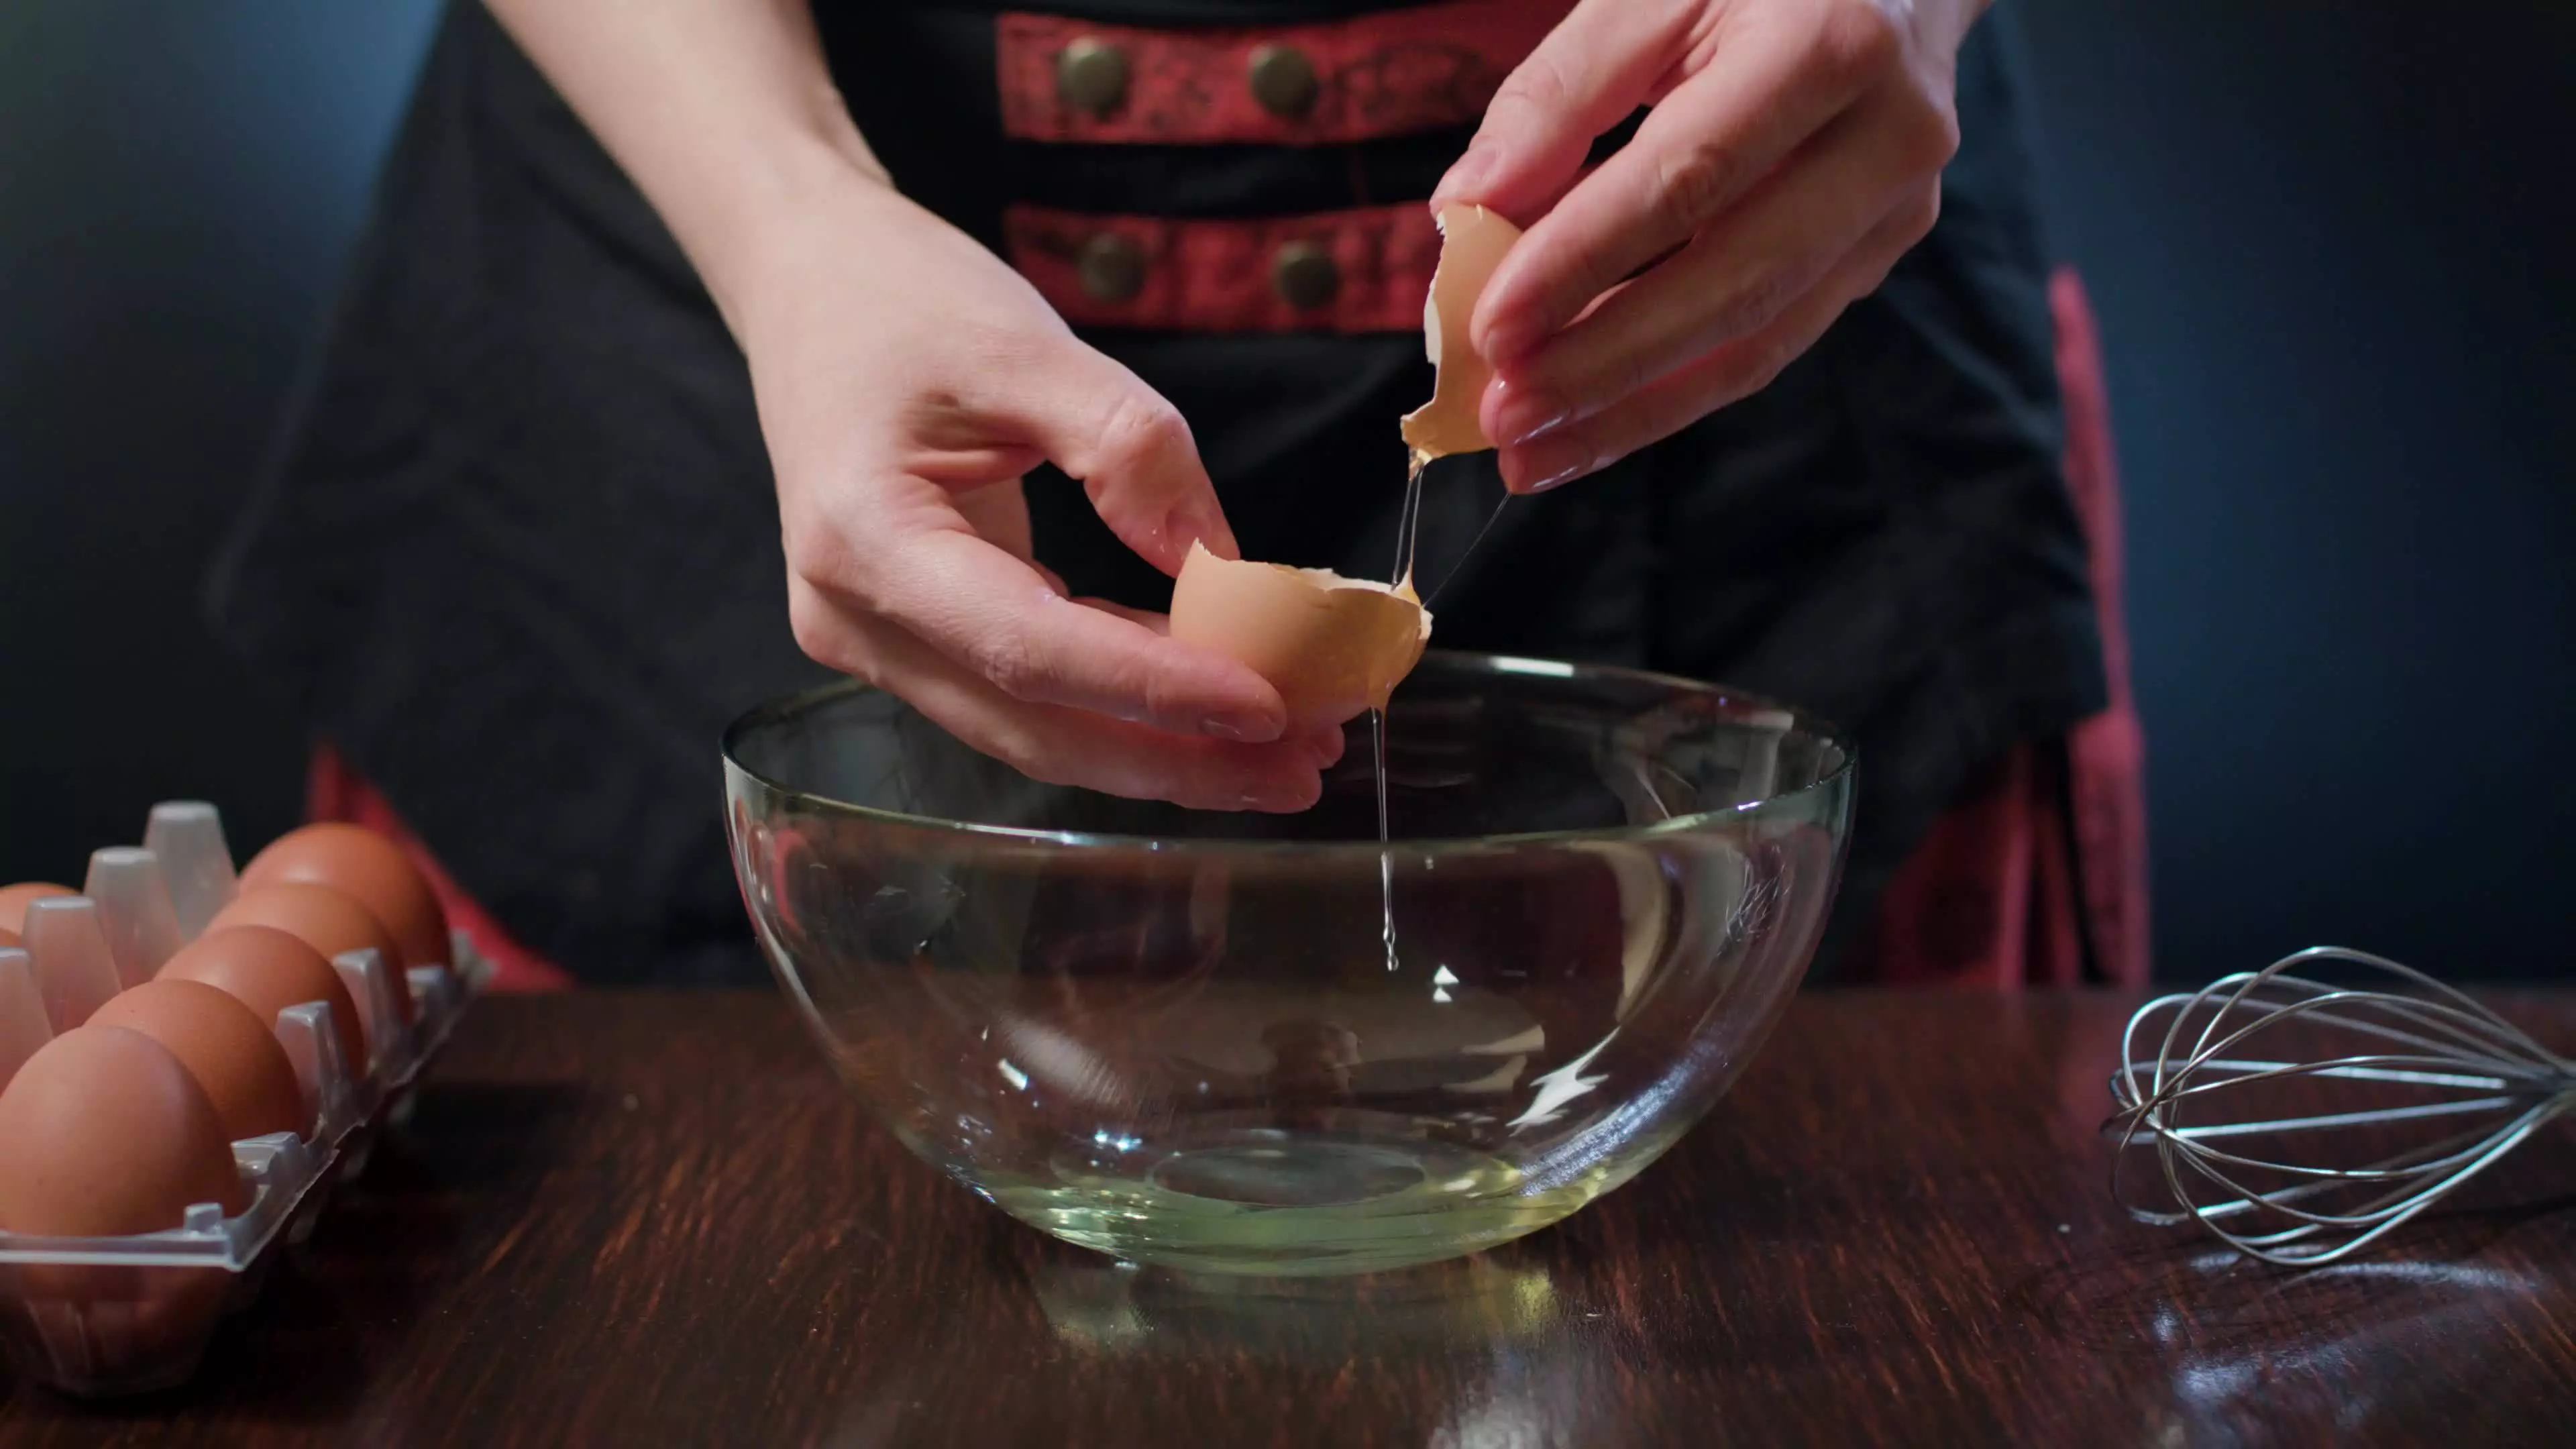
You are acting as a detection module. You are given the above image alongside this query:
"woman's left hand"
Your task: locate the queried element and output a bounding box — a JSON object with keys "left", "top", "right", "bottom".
{"left": 1432, "top": 0, "right": 1988, "bottom": 494}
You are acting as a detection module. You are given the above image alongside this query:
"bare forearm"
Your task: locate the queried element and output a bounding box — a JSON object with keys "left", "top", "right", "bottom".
{"left": 480, "top": 0, "right": 888, "bottom": 337}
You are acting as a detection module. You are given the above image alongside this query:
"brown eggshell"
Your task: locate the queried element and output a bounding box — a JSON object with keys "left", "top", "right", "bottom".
{"left": 209, "top": 882, "right": 412, "bottom": 1031}
{"left": 0, "top": 1026, "right": 249, "bottom": 1238}
{"left": 0, "top": 926, "right": 16, "bottom": 949}
{"left": 1168, "top": 541, "right": 1432, "bottom": 725}
{"left": 0, "top": 883, "right": 75, "bottom": 937}
{"left": 1399, "top": 203, "right": 1525, "bottom": 460}
{"left": 241, "top": 822, "right": 450, "bottom": 971}
{"left": 91, "top": 981, "right": 311, "bottom": 1142}
{"left": 158, "top": 924, "right": 368, "bottom": 1078}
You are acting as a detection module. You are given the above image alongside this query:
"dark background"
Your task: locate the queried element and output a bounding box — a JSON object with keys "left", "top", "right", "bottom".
{"left": 3, "top": 2, "right": 2569, "bottom": 983}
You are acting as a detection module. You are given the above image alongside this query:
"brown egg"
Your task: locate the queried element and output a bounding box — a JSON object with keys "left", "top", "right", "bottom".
{"left": 0, "top": 926, "right": 16, "bottom": 949}
{"left": 1399, "top": 203, "right": 1525, "bottom": 460}
{"left": 0, "top": 882, "right": 75, "bottom": 937}
{"left": 158, "top": 924, "right": 368, "bottom": 1077}
{"left": 209, "top": 882, "right": 413, "bottom": 1032}
{"left": 241, "top": 823, "right": 450, "bottom": 971}
{"left": 0, "top": 1026, "right": 249, "bottom": 1237}
{"left": 1168, "top": 541, "right": 1432, "bottom": 725}
{"left": 91, "top": 980, "right": 311, "bottom": 1142}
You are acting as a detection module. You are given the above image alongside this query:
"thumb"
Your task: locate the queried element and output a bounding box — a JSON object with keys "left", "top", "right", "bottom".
{"left": 1022, "top": 339, "right": 1240, "bottom": 578}
{"left": 1430, "top": 0, "right": 1695, "bottom": 220}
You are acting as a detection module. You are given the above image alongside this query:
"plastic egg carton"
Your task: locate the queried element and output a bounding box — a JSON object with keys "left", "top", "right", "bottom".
{"left": 0, "top": 802, "right": 490, "bottom": 1397}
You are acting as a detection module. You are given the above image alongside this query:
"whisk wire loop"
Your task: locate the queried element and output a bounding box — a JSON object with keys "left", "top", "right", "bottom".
{"left": 2108, "top": 947, "right": 2576, "bottom": 1266}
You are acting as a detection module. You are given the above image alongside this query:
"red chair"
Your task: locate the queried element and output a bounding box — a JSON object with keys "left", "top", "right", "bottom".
{"left": 305, "top": 747, "right": 573, "bottom": 991}
{"left": 1857, "top": 269, "right": 2153, "bottom": 990}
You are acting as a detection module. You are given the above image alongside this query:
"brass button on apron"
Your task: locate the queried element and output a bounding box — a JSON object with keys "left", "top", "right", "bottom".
{"left": 1272, "top": 241, "right": 1340, "bottom": 312}
{"left": 1056, "top": 38, "right": 1130, "bottom": 118}
{"left": 1247, "top": 44, "right": 1320, "bottom": 120}
{"left": 1077, "top": 233, "right": 1148, "bottom": 303}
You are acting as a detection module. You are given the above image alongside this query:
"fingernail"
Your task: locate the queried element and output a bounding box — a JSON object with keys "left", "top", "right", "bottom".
{"left": 1204, "top": 712, "right": 1282, "bottom": 744}
{"left": 1477, "top": 318, "right": 1534, "bottom": 370}
{"left": 1299, "top": 721, "right": 1348, "bottom": 768}
{"left": 1165, "top": 503, "right": 1236, "bottom": 561}
{"left": 1432, "top": 144, "right": 1495, "bottom": 209}
{"left": 1491, "top": 380, "right": 1572, "bottom": 447}
{"left": 1511, "top": 435, "right": 1595, "bottom": 494}
{"left": 1239, "top": 784, "right": 1312, "bottom": 813}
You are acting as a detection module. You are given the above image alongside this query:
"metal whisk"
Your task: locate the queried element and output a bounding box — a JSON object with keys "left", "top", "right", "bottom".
{"left": 2108, "top": 947, "right": 2576, "bottom": 1266}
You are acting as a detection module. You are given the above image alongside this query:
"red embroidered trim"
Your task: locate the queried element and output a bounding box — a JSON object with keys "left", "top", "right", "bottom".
{"left": 1006, "top": 201, "right": 1442, "bottom": 333}
{"left": 996, "top": 1, "right": 1568, "bottom": 146}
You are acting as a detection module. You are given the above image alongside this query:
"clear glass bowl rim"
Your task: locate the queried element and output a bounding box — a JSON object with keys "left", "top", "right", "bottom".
{"left": 720, "top": 649, "right": 1857, "bottom": 859}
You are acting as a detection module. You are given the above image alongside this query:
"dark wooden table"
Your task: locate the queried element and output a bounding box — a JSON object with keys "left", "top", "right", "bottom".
{"left": 3, "top": 991, "right": 2572, "bottom": 1447}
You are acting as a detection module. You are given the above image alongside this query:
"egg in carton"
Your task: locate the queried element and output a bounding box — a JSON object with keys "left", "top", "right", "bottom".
{"left": 0, "top": 802, "right": 488, "bottom": 1397}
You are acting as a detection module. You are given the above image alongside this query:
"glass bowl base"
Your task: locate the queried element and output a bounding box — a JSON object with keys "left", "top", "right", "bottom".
{"left": 975, "top": 1113, "right": 1650, "bottom": 1277}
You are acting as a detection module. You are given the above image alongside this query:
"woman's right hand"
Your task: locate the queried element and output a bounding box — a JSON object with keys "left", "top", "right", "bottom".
{"left": 729, "top": 177, "right": 1338, "bottom": 812}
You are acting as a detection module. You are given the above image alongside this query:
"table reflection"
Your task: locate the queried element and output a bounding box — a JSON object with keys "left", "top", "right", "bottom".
{"left": 1024, "top": 1252, "right": 1564, "bottom": 1359}
{"left": 822, "top": 1232, "right": 1643, "bottom": 1448}
{"left": 2027, "top": 1216, "right": 2576, "bottom": 1443}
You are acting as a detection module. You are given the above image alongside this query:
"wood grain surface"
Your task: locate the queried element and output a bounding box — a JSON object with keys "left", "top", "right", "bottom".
{"left": 3, "top": 991, "right": 2573, "bottom": 1447}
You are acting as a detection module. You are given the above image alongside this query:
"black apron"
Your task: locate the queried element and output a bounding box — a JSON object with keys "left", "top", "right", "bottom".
{"left": 211, "top": 1, "right": 2105, "bottom": 986}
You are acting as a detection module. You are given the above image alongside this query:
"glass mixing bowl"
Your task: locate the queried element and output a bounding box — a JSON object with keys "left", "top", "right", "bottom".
{"left": 723, "top": 652, "right": 1854, "bottom": 1276}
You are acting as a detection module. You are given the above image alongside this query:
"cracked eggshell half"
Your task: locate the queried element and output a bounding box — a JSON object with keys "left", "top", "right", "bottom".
{"left": 1399, "top": 203, "right": 1525, "bottom": 460}
{"left": 1168, "top": 542, "right": 1432, "bottom": 725}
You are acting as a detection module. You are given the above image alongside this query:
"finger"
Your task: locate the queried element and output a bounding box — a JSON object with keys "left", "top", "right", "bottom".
{"left": 1069, "top": 595, "right": 1169, "bottom": 632}
{"left": 1005, "top": 339, "right": 1240, "bottom": 576}
{"left": 953, "top": 479, "right": 1036, "bottom": 562}
{"left": 833, "top": 525, "right": 1291, "bottom": 743}
{"left": 797, "top": 589, "right": 1324, "bottom": 812}
{"left": 953, "top": 478, "right": 1070, "bottom": 594}
{"left": 1430, "top": 0, "right": 1699, "bottom": 220}
{"left": 1485, "top": 96, "right": 1931, "bottom": 445}
{"left": 1470, "top": 9, "right": 1894, "bottom": 366}
{"left": 892, "top": 643, "right": 1324, "bottom": 814}
{"left": 1497, "top": 199, "right": 1927, "bottom": 495}
{"left": 1075, "top": 595, "right": 1343, "bottom": 767}
{"left": 1297, "top": 718, "right": 1350, "bottom": 769}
